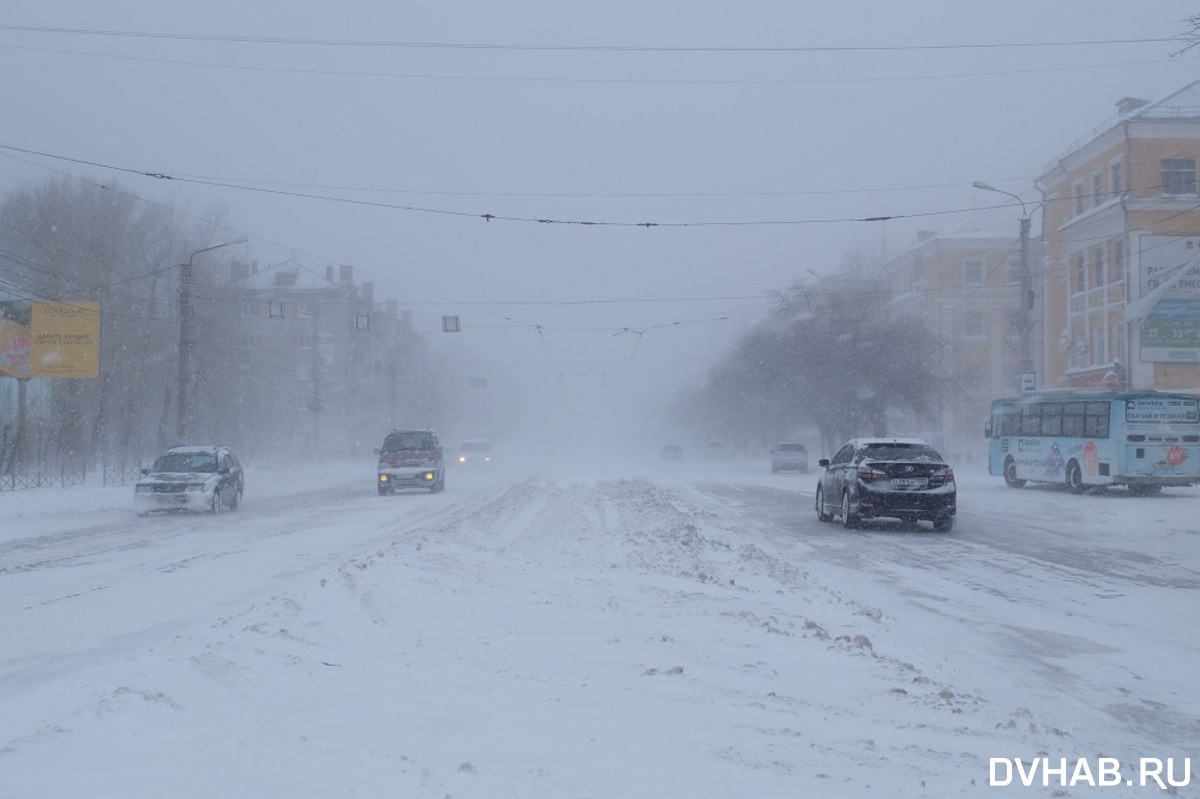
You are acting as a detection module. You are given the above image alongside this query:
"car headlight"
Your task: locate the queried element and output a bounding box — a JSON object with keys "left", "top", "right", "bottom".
{"left": 379, "top": 474, "right": 389, "bottom": 482}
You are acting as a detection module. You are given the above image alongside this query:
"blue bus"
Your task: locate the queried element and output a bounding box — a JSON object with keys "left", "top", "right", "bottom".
{"left": 985, "top": 390, "right": 1200, "bottom": 495}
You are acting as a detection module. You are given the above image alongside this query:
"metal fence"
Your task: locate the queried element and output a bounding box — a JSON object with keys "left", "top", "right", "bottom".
{"left": 102, "top": 460, "right": 144, "bottom": 487}
{"left": 0, "top": 467, "right": 87, "bottom": 491}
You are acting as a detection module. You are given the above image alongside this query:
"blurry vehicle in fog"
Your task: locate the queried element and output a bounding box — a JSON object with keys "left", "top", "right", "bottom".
{"left": 770, "top": 442, "right": 808, "bottom": 473}
{"left": 455, "top": 438, "right": 493, "bottom": 465}
{"left": 660, "top": 444, "right": 684, "bottom": 460}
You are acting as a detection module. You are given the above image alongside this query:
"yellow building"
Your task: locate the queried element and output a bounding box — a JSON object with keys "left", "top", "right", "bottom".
{"left": 1038, "top": 81, "right": 1200, "bottom": 392}
{"left": 885, "top": 229, "right": 1042, "bottom": 464}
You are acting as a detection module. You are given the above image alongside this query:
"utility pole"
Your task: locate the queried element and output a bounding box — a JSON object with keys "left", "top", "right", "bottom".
{"left": 311, "top": 300, "right": 321, "bottom": 455}
{"left": 974, "top": 182, "right": 1036, "bottom": 393}
{"left": 176, "top": 237, "right": 247, "bottom": 442}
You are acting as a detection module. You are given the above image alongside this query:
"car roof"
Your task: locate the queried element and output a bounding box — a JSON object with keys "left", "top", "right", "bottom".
{"left": 165, "top": 445, "right": 226, "bottom": 454}
{"left": 843, "top": 437, "right": 932, "bottom": 448}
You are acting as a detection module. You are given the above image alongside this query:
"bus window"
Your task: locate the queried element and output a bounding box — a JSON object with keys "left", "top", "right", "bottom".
{"left": 1063, "top": 402, "right": 1085, "bottom": 436}
{"left": 1085, "top": 401, "right": 1110, "bottom": 437}
{"left": 1002, "top": 405, "right": 1021, "bottom": 436}
{"left": 1041, "top": 403, "right": 1063, "bottom": 436}
{"left": 1020, "top": 409, "right": 1041, "bottom": 436}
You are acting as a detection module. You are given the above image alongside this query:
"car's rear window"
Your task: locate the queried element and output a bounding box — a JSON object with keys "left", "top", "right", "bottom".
{"left": 859, "top": 443, "right": 943, "bottom": 462}
{"left": 462, "top": 441, "right": 491, "bottom": 452}
{"left": 777, "top": 443, "right": 806, "bottom": 452}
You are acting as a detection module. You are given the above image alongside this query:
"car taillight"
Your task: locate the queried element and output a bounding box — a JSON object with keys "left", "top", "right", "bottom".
{"left": 929, "top": 468, "right": 955, "bottom": 486}
{"left": 857, "top": 465, "right": 886, "bottom": 481}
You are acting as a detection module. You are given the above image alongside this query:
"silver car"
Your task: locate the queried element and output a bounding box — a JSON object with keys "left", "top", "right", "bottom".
{"left": 134, "top": 445, "right": 245, "bottom": 516}
{"left": 770, "top": 442, "right": 809, "bottom": 473}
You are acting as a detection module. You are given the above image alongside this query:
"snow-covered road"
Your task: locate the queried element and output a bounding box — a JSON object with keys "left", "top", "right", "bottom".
{"left": 2, "top": 454, "right": 1197, "bottom": 797}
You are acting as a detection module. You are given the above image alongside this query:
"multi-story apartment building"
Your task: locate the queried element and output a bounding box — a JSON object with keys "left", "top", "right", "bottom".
{"left": 221, "top": 260, "right": 429, "bottom": 460}
{"left": 1039, "top": 80, "right": 1200, "bottom": 392}
{"left": 885, "top": 229, "right": 1043, "bottom": 463}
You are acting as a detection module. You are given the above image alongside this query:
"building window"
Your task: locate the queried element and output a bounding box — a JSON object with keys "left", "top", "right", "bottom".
{"left": 1073, "top": 181, "right": 1086, "bottom": 215}
{"left": 962, "top": 363, "right": 985, "bottom": 391}
{"left": 964, "top": 310, "right": 985, "bottom": 337}
{"left": 1113, "top": 324, "right": 1127, "bottom": 366}
{"left": 1162, "top": 158, "right": 1197, "bottom": 196}
{"left": 1090, "top": 247, "right": 1105, "bottom": 288}
{"left": 1109, "top": 161, "right": 1123, "bottom": 197}
{"left": 1113, "top": 239, "right": 1126, "bottom": 282}
{"left": 1092, "top": 327, "right": 1106, "bottom": 366}
{"left": 1006, "top": 258, "right": 1022, "bottom": 284}
{"left": 1072, "top": 254, "right": 1086, "bottom": 294}
{"left": 963, "top": 260, "right": 984, "bottom": 286}
{"left": 297, "top": 334, "right": 312, "bottom": 349}
{"left": 1091, "top": 172, "right": 1103, "bottom": 205}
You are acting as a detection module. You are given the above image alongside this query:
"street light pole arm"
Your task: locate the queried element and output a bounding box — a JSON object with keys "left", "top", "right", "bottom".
{"left": 973, "top": 181, "right": 1028, "bottom": 218}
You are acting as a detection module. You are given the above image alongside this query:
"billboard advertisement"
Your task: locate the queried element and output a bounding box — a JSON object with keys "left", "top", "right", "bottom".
{"left": 1136, "top": 236, "right": 1200, "bottom": 363}
{"left": 0, "top": 300, "right": 100, "bottom": 378}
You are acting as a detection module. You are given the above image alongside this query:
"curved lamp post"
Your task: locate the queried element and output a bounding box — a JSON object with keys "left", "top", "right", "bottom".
{"left": 974, "top": 182, "right": 1036, "bottom": 393}
{"left": 177, "top": 237, "right": 247, "bottom": 442}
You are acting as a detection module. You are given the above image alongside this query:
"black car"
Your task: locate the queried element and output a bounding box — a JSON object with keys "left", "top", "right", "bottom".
{"left": 815, "top": 438, "right": 956, "bottom": 532}
{"left": 134, "top": 445, "right": 245, "bottom": 516}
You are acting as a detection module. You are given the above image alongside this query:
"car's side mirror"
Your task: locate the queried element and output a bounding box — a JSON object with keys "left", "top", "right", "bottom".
{"left": 140, "top": 467, "right": 150, "bottom": 475}
{"left": 220, "top": 467, "right": 230, "bottom": 475}
{"left": 818, "top": 458, "right": 830, "bottom": 468}
{"left": 983, "top": 420, "right": 993, "bottom": 438}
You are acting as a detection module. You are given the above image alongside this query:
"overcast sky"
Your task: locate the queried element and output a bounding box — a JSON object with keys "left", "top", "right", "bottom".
{"left": 3, "top": 2, "right": 1199, "bottom": 446}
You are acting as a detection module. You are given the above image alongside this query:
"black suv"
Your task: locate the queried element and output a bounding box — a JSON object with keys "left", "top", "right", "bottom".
{"left": 376, "top": 429, "right": 445, "bottom": 494}
{"left": 815, "top": 438, "right": 956, "bottom": 532}
{"left": 134, "top": 445, "right": 245, "bottom": 516}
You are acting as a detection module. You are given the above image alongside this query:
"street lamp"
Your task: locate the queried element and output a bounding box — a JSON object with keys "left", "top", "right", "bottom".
{"left": 177, "top": 237, "right": 247, "bottom": 442}
{"left": 973, "top": 181, "right": 1036, "bottom": 394}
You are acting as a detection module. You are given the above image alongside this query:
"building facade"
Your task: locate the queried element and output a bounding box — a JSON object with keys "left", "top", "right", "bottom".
{"left": 1038, "top": 81, "right": 1200, "bottom": 392}
{"left": 885, "top": 229, "right": 1043, "bottom": 463}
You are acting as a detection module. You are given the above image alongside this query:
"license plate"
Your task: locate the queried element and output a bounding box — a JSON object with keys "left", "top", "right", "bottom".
{"left": 893, "top": 477, "right": 927, "bottom": 488}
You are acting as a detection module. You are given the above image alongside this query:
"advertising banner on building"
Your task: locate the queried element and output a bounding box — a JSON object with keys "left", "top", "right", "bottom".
{"left": 1135, "top": 236, "right": 1200, "bottom": 363}
{"left": 0, "top": 299, "right": 100, "bottom": 378}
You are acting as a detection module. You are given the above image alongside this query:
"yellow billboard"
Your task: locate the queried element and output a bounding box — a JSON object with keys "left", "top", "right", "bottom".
{"left": 31, "top": 302, "right": 101, "bottom": 378}
{"left": 0, "top": 300, "right": 100, "bottom": 378}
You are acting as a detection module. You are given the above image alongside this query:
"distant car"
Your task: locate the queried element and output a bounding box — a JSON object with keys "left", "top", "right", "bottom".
{"left": 134, "top": 445, "right": 244, "bottom": 516}
{"left": 455, "top": 438, "right": 493, "bottom": 465}
{"left": 770, "top": 442, "right": 808, "bottom": 473}
{"left": 660, "top": 444, "right": 684, "bottom": 460}
{"left": 815, "top": 437, "right": 956, "bottom": 532}
{"left": 703, "top": 440, "right": 730, "bottom": 459}
{"left": 376, "top": 429, "right": 445, "bottom": 494}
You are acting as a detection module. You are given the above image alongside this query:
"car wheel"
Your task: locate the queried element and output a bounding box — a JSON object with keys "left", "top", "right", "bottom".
{"left": 228, "top": 486, "right": 242, "bottom": 511}
{"left": 1003, "top": 458, "right": 1026, "bottom": 489}
{"left": 378, "top": 485, "right": 390, "bottom": 496}
{"left": 771, "top": 466, "right": 779, "bottom": 474}
{"left": 841, "top": 490, "right": 858, "bottom": 529}
{"left": 933, "top": 514, "right": 955, "bottom": 533}
{"left": 209, "top": 491, "right": 221, "bottom": 513}
{"left": 1065, "top": 460, "right": 1085, "bottom": 494}
{"left": 815, "top": 485, "right": 833, "bottom": 522}
{"left": 135, "top": 509, "right": 149, "bottom": 518}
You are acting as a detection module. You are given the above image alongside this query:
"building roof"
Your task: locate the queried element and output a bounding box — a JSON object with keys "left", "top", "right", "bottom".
{"left": 233, "top": 259, "right": 338, "bottom": 292}
{"left": 1047, "top": 79, "right": 1200, "bottom": 169}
